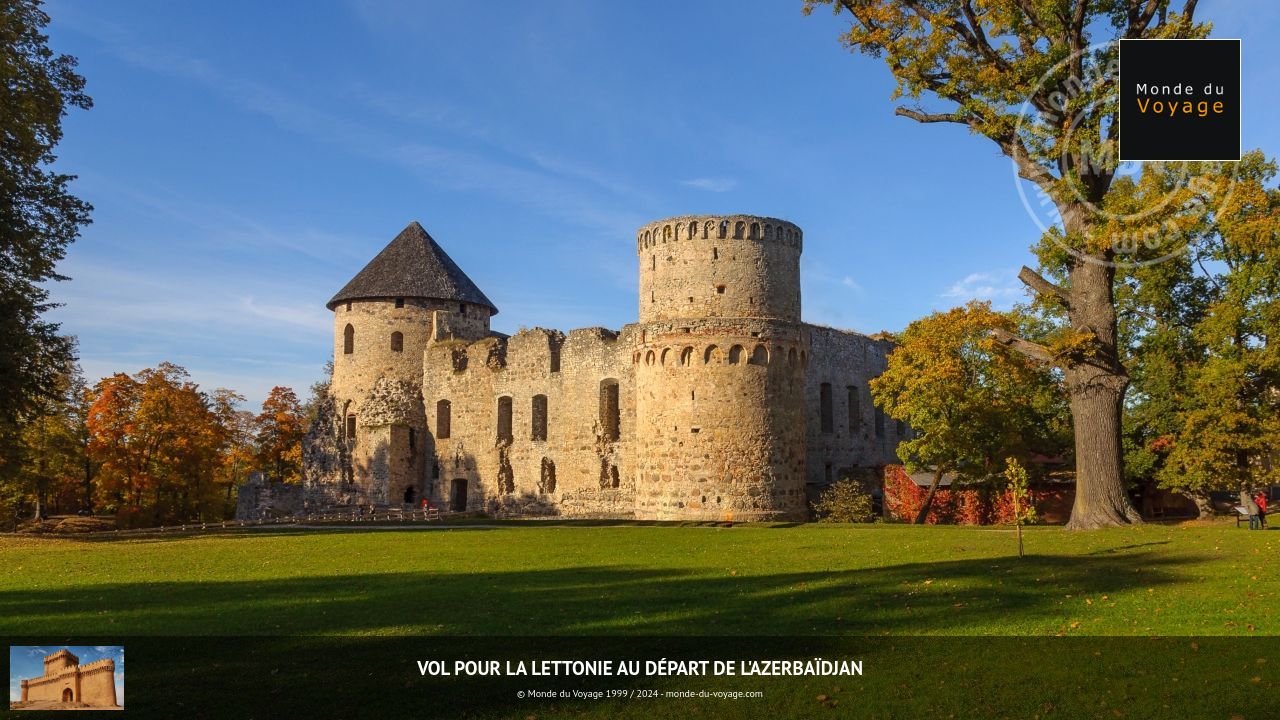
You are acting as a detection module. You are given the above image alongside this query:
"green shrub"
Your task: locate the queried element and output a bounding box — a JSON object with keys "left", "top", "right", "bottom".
{"left": 813, "top": 478, "right": 875, "bottom": 523}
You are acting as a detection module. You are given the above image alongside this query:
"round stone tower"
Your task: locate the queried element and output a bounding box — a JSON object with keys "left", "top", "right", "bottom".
{"left": 633, "top": 214, "right": 808, "bottom": 521}
{"left": 323, "top": 221, "right": 496, "bottom": 505}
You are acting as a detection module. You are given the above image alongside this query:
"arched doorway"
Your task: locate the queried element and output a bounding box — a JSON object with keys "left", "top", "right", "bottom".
{"left": 403, "top": 485, "right": 415, "bottom": 505}
{"left": 62, "top": 688, "right": 73, "bottom": 702}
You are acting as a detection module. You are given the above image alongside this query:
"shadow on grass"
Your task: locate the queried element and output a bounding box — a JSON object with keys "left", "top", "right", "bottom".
{"left": 0, "top": 550, "right": 1199, "bottom": 637}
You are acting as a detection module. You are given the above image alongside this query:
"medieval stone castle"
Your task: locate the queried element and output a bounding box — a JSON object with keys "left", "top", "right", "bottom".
{"left": 15, "top": 649, "right": 119, "bottom": 709}
{"left": 295, "top": 215, "right": 905, "bottom": 521}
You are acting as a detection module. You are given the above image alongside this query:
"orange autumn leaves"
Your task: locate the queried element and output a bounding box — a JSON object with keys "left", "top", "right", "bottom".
{"left": 85, "top": 363, "right": 305, "bottom": 525}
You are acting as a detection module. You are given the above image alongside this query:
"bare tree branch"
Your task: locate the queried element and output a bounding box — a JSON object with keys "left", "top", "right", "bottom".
{"left": 997, "top": 133, "right": 1059, "bottom": 194}
{"left": 1018, "top": 266, "right": 1071, "bottom": 309}
{"left": 894, "top": 106, "right": 966, "bottom": 125}
{"left": 990, "top": 328, "right": 1055, "bottom": 363}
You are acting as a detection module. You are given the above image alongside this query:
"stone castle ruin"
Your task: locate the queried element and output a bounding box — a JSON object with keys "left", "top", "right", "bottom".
{"left": 295, "top": 215, "right": 906, "bottom": 521}
{"left": 16, "top": 649, "right": 119, "bottom": 709}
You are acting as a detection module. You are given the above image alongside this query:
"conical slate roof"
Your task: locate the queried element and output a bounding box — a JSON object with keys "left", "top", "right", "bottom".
{"left": 327, "top": 221, "right": 498, "bottom": 315}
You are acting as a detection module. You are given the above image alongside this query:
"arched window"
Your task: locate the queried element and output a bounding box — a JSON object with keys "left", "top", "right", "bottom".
{"left": 820, "top": 383, "right": 834, "bottom": 434}
{"left": 728, "top": 345, "right": 744, "bottom": 364}
{"left": 346, "top": 414, "right": 357, "bottom": 440}
{"left": 436, "top": 399, "right": 451, "bottom": 439}
{"left": 750, "top": 222, "right": 760, "bottom": 239}
{"left": 660, "top": 348, "right": 671, "bottom": 366}
{"left": 688, "top": 221, "right": 698, "bottom": 239}
{"left": 531, "top": 394, "right": 548, "bottom": 441}
{"left": 750, "top": 344, "right": 768, "bottom": 365}
{"left": 645, "top": 350, "right": 655, "bottom": 366}
{"left": 734, "top": 221, "right": 745, "bottom": 238}
{"left": 704, "top": 345, "right": 720, "bottom": 364}
{"left": 599, "top": 379, "right": 620, "bottom": 440}
{"left": 390, "top": 331, "right": 404, "bottom": 352}
{"left": 550, "top": 342, "right": 561, "bottom": 373}
{"left": 719, "top": 220, "right": 729, "bottom": 238}
{"left": 680, "top": 347, "right": 694, "bottom": 366}
{"left": 847, "top": 385, "right": 862, "bottom": 434}
{"left": 497, "top": 396, "right": 513, "bottom": 443}
{"left": 343, "top": 324, "right": 354, "bottom": 354}
{"left": 788, "top": 348, "right": 798, "bottom": 366}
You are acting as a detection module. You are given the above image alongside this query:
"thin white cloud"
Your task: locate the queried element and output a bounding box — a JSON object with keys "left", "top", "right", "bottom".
{"left": 840, "top": 276, "right": 864, "bottom": 294}
{"left": 680, "top": 177, "right": 738, "bottom": 193}
{"left": 941, "top": 269, "right": 1026, "bottom": 309}
{"left": 239, "top": 297, "right": 332, "bottom": 333}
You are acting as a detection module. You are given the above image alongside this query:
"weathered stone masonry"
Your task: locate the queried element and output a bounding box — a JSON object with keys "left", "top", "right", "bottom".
{"left": 296, "top": 215, "right": 906, "bottom": 521}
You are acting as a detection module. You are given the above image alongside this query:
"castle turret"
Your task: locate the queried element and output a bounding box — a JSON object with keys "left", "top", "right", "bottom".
{"left": 324, "top": 221, "right": 496, "bottom": 505}
{"left": 43, "top": 650, "right": 78, "bottom": 675}
{"left": 633, "top": 215, "right": 808, "bottom": 521}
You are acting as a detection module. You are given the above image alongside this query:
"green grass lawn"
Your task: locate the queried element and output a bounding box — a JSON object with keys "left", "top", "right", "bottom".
{"left": 2, "top": 520, "right": 1276, "bottom": 637}
{"left": 5, "top": 522, "right": 1278, "bottom": 718}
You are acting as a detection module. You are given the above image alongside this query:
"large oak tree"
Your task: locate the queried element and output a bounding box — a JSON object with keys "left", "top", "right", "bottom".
{"left": 805, "top": 0, "right": 1218, "bottom": 528}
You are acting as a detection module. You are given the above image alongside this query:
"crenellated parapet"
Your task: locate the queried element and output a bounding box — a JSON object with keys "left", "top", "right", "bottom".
{"left": 636, "top": 214, "right": 802, "bottom": 253}
{"left": 77, "top": 658, "right": 116, "bottom": 675}
{"left": 638, "top": 214, "right": 803, "bottom": 323}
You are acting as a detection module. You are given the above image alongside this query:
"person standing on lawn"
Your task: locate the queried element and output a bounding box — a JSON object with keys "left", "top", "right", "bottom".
{"left": 1254, "top": 491, "right": 1268, "bottom": 529}
{"left": 1242, "top": 491, "right": 1261, "bottom": 530}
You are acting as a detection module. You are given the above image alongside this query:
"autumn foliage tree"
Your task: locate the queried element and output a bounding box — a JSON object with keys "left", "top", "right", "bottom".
{"left": 254, "top": 386, "right": 305, "bottom": 484}
{"left": 86, "top": 363, "right": 237, "bottom": 525}
{"left": 804, "top": 0, "right": 1225, "bottom": 528}
{"left": 870, "top": 302, "right": 1067, "bottom": 523}
{"left": 1151, "top": 154, "right": 1280, "bottom": 501}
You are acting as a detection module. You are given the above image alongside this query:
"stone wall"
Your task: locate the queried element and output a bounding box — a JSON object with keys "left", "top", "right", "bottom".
{"left": 804, "top": 326, "right": 905, "bottom": 487}
{"left": 20, "top": 654, "right": 117, "bottom": 707}
{"left": 421, "top": 326, "right": 637, "bottom": 516}
{"left": 637, "top": 214, "right": 802, "bottom": 323}
{"left": 323, "top": 296, "right": 491, "bottom": 509}
{"left": 634, "top": 317, "right": 809, "bottom": 520}
{"left": 234, "top": 472, "right": 303, "bottom": 520}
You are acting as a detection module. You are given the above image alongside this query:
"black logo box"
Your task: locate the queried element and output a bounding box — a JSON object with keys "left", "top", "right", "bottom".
{"left": 1118, "top": 38, "right": 1240, "bottom": 162}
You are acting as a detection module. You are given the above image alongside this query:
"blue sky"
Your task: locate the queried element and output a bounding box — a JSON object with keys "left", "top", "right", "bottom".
{"left": 8, "top": 645, "right": 124, "bottom": 703}
{"left": 41, "top": 1, "right": 1280, "bottom": 407}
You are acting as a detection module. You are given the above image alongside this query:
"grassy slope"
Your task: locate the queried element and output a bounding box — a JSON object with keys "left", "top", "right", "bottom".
{"left": 1, "top": 521, "right": 1276, "bottom": 637}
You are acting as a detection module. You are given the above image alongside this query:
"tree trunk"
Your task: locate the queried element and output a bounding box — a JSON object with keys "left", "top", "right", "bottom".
{"left": 914, "top": 467, "right": 945, "bottom": 524}
{"left": 1061, "top": 253, "right": 1142, "bottom": 530}
{"left": 1189, "top": 493, "right": 1215, "bottom": 519}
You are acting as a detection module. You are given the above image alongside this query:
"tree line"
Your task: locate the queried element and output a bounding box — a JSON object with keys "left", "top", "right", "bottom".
{"left": 3, "top": 359, "right": 311, "bottom": 529}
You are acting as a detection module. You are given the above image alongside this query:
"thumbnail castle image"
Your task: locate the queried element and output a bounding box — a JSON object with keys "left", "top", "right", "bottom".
{"left": 15, "top": 649, "right": 119, "bottom": 709}
{"left": 292, "top": 215, "right": 907, "bottom": 521}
